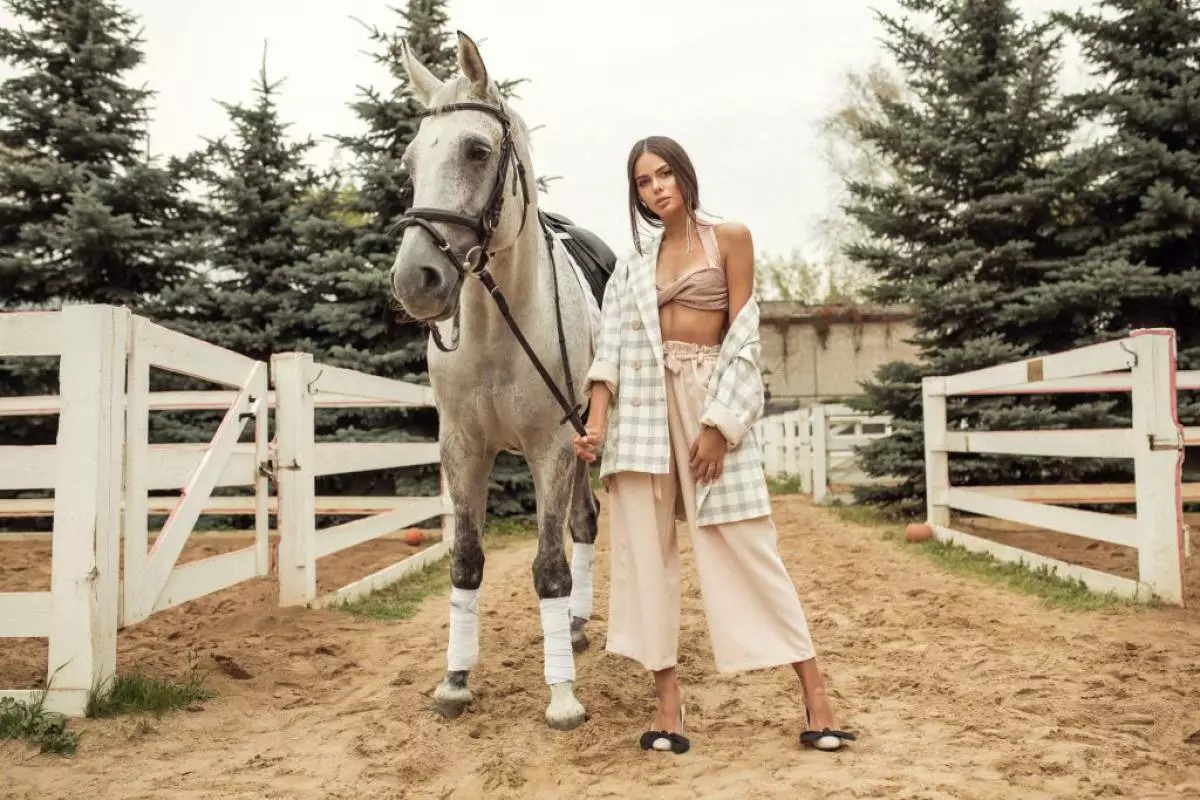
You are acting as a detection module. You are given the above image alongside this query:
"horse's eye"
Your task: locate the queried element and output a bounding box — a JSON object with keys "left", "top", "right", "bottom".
{"left": 467, "top": 143, "right": 491, "bottom": 162}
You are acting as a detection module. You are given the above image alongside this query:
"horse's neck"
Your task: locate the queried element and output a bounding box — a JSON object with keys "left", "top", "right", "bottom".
{"left": 460, "top": 214, "right": 551, "bottom": 342}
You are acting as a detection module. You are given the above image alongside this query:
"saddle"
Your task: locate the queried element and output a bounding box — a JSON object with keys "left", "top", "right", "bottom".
{"left": 538, "top": 210, "right": 616, "bottom": 309}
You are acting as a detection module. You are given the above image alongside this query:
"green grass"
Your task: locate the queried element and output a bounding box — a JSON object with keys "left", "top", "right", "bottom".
{"left": 829, "top": 503, "right": 1142, "bottom": 612}
{"left": 1, "top": 662, "right": 214, "bottom": 757}
{"left": 336, "top": 516, "right": 541, "bottom": 621}
{"left": 766, "top": 474, "right": 806, "bottom": 495}
{"left": 86, "top": 664, "right": 213, "bottom": 719}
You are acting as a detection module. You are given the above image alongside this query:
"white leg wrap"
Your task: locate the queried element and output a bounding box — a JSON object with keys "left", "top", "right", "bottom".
{"left": 447, "top": 587, "right": 479, "bottom": 672}
{"left": 540, "top": 596, "right": 575, "bottom": 685}
{"left": 569, "top": 543, "right": 595, "bottom": 620}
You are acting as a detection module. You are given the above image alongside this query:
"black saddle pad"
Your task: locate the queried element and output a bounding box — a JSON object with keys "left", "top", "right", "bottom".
{"left": 539, "top": 210, "right": 617, "bottom": 308}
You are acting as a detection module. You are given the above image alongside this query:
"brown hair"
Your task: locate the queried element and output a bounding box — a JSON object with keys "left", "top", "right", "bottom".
{"left": 626, "top": 135, "right": 701, "bottom": 253}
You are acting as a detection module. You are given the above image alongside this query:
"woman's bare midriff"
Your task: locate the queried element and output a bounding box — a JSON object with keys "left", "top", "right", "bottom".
{"left": 658, "top": 304, "right": 727, "bottom": 347}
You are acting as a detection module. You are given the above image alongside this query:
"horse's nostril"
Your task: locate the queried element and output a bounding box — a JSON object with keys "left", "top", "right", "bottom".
{"left": 419, "top": 265, "right": 443, "bottom": 292}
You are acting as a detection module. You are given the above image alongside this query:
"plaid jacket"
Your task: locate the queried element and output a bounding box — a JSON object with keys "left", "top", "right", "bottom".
{"left": 585, "top": 235, "right": 772, "bottom": 526}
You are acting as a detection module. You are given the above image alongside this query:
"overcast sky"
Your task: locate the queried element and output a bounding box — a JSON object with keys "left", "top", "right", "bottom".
{"left": 4, "top": 0, "right": 1096, "bottom": 258}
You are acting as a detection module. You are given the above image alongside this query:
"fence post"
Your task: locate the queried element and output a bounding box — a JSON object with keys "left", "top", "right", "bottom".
{"left": 45, "top": 304, "right": 127, "bottom": 714}
{"left": 1129, "top": 329, "right": 1185, "bottom": 604}
{"left": 272, "top": 352, "right": 317, "bottom": 606}
{"left": 922, "top": 376, "right": 950, "bottom": 529}
{"left": 252, "top": 365, "right": 271, "bottom": 577}
{"left": 121, "top": 316, "right": 149, "bottom": 628}
{"left": 796, "top": 409, "right": 811, "bottom": 494}
{"left": 811, "top": 404, "right": 828, "bottom": 503}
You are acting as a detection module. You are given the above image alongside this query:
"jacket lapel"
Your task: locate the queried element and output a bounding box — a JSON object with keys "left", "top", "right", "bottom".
{"left": 631, "top": 235, "right": 664, "bottom": 367}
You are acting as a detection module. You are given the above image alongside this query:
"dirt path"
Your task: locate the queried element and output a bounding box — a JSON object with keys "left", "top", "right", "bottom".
{"left": 4, "top": 495, "right": 1199, "bottom": 799}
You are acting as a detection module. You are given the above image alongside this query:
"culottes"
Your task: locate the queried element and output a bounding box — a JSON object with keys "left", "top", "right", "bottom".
{"left": 604, "top": 341, "right": 818, "bottom": 673}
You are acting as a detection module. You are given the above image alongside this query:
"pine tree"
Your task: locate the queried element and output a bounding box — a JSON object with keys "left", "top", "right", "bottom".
{"left": 843, "top": 0, "right": 1124, "bottom": 513}
{"left": 163, "top": 58, "right": 331, "bottom": 363}
{"left": 1025, "top": 0, "right": 1200, "bottom": 424}
{"left": 0, "top": 0, "right": 202, "bottom": 464}
{"left": 0, "top": 0, "right": 202, "bottom": 311}
{"left": 153, "top": 56, "right": 367, "bottom": 474}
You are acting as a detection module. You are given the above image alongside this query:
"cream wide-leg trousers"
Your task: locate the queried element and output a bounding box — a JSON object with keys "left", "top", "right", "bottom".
{"left": 603, "top": 341, "right": 817, "bottom": 673}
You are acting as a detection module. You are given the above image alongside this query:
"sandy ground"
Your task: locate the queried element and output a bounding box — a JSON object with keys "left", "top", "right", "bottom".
{"left": 3, "top": 494, "right": 1200, "bottom": 800}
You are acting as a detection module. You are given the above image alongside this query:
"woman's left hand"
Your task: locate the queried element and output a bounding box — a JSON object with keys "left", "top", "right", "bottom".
{"left": 689, "top": 426, "right": 727, "bottom": 484}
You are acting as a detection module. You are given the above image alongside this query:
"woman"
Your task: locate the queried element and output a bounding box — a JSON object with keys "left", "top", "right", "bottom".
{"left": 573, "top": 135, "right": 855, "bottom": 755}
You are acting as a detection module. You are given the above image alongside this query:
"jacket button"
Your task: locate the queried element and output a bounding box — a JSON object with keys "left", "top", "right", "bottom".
{"left": 633, "top": 361, "right": 641, "bottom": 370}
{"left": 631, "top": 320, "right": 641, "bottom": 330}
{"left": 631, "top": 398, "right": 641, "bottom": 407}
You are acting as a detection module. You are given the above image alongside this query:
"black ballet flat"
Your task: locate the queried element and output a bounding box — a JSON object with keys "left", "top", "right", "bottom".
{"left": 639, "top": 729, "right": 690, "bottom": 754}
{"left": 639, "top": 705, "right": 690, "bottom": 754}
{"left": 800, "top": 709, "right": 856, "bottom": 752}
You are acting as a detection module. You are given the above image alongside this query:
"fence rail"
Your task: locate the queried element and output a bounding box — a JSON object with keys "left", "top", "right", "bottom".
{"left": 271, "top": 352, "right": 452, "bottom": 609}
{"left": 0, "top": 304, "right": 450, "bottom": 715}
{"left": 923, "top": 327, "right": 1189, "bottom": 606}
{"left": 754, "top": 404, "right": 894, "bottom": 502}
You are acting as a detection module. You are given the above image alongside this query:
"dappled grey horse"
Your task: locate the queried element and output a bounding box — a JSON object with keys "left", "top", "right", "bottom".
{"left": 389, "top": 31, "right": 611, "bottom": 731}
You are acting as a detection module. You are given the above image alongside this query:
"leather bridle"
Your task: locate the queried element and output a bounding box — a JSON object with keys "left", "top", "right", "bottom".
{"left": 393, "top": 101, "right": 531, "bottom": 298}
{"left": 391, "top": 99, "right": 587, "bottom": 437}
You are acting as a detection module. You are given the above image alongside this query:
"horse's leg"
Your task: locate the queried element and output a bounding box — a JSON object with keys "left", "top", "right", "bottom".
{"left": 432, "top": 434, "right": 495, "bottom": 720}
{"left": 567, "top": 459, "right": 600, "bottom": 653}
{"left": 530, "top": 444, "right": 587, "bottom": 731}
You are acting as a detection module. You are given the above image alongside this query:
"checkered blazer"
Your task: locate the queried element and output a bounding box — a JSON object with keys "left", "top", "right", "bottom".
{"left": 584, "top": 234, "right": 772, "bottom": 526}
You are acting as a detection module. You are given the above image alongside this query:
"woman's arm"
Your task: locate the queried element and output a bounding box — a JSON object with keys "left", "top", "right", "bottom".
{"left": 717, "top": 221, "right": 755, "bottom": 326}
{"left": 694, "top": 222, "right": 764, "bottom": 452}
{"left": 688, "top": 222, "right": 760, "bottom": 480}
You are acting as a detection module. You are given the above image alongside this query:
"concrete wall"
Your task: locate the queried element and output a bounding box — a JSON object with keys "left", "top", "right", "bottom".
{"left": 758, "top": 302, "right": 920, "bottom": 408}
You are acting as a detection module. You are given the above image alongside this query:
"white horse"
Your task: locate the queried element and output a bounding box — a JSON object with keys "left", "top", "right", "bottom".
{"left": 390, "top": 31, "right": 608, "bottom": 731}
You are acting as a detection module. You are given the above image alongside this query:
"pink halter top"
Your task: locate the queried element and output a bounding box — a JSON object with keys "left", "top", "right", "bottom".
{"left": 655, "top": 223, "right": 729, "bottom": 311}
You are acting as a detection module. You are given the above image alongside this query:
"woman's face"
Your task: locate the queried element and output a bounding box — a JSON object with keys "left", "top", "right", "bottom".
{"left": 633, "top": 151, "right": 682, "bottom": 220}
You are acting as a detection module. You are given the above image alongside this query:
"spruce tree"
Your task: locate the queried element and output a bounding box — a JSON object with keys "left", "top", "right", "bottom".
{"left": 843, "top": 0, "right": 1123, "bottom": 513}
{"left": 155, "top": 57, "right": 366, "bottom": 479}
{"left": 0, "top": 0, "right": 202, "bottom": 462}
{"left": 0, "top": 0, "right": 201, "bottom": 310}
{"left": 162, "top": 60, "right": 331, "bottom": 363}
{"left": 1028, "top": 0, "right": 1200, "bottom": 424}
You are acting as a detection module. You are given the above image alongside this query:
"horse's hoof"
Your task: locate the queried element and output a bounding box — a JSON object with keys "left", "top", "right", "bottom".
{"left": 546, "top": 681, "right": 587, "bottom": 731}
{"left": 570, "top": 622, "right": 590, "bottom": 653}
{"left": 433, "top": 680, "right": 473, "bottom": 719}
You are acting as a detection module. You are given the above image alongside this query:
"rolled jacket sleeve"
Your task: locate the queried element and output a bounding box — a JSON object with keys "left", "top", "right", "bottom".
{"left": 701, "top": 344, "right": 764, "bottom": 449}
{"left": 700, "top": 299, "right": 765, "bottom": 450}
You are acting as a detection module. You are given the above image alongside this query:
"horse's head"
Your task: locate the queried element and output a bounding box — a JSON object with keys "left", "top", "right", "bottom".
{"left": 390, "top": 31, "right": 534, "bottom": 323}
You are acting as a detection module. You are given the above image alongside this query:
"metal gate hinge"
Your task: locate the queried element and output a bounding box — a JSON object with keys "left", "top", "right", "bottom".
{"left": 1148, "top": 432, "right": 1184, "bottom": 451}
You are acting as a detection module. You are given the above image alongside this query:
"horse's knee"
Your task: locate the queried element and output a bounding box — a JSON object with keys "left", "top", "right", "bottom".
{"left": 450, "top": 533, "right": 485, "bottom": 589}
{"left": 532, "top": 526, "right": 571, "bottom": 598}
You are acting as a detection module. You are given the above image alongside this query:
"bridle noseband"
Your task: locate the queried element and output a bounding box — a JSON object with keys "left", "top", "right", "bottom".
{"left": 392, "top": 99, "right": 587, "bottom": 437}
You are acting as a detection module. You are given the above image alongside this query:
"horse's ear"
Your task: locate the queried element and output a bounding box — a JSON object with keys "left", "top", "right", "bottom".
{"left": 456, "top": 31, "right": 489, "bottom": 96}
{"left": 400, "top": 39, "right": 444, "bottom": 106}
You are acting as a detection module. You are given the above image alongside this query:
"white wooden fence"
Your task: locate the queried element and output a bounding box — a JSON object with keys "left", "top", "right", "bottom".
{"left": 0, "top": 304, "right": 450, "bottom": 715}
{"left": 272, "top": 352, "right": 452, "bottom": 609}
{"left": 923, "top": 327, "right": 1193, "bottom": 606}
{"left": 755, "top": 404, "right": 894, "bottom": 503}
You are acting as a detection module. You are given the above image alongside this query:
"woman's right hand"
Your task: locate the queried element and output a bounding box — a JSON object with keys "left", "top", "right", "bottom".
{"left": 572, "top": 421, "right": 606, "bottom": 463}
